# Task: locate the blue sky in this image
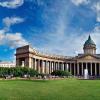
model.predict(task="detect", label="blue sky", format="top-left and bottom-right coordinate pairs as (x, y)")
top-left (0, 0), bottom-right (100, 61)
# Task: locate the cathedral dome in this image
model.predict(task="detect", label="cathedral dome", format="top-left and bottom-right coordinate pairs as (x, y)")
top-left (83, 35), bottom-right (96, 54)
top-left (84, 35), bottom-right (96, 47)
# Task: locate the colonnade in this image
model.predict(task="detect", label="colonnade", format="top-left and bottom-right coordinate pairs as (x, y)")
top-left (20, 57), bottom-right (100, 76)
top-left (32, 58), bottom-right (68, 74)
top-left (68, 62), bottom-right (100, 76)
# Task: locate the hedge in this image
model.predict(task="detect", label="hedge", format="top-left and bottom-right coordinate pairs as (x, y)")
top-left (0, 67), bottom-right (38, 77)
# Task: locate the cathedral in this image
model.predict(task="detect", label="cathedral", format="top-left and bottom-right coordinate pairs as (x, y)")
top-left (16, 35), bottom-right (100, 76)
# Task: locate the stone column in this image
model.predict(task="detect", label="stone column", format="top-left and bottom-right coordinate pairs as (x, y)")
top-left (51, 62), bottom-right (53, 72)
top-left (27, 57), bottom-right (32, 68)
top-left (61, 63), bottom-right (63, 71)
top-left (47, 61), bottom-right (49, 74)
top-left (64, 63), bottom-right (65, 71)
top-left (53, 62), bottom-right (55, 71)
top-left (70, 63), bottom-right (72, 73)
top-left (38, 59), bottom-right (40, 73)
top-left (31, 57), bottom-right (33, 68)
top-left (77, 63), bottom-right (79, 76)
top-left (34, 59), bottom-right (37, 70)
top-left (66, 63), bottom-right (69, 71)
top-left (55, 62), bottom-right (57, 70)
top-left (44, 60), bottom-right (46, 74)
top-left (49, 61), bottom-right (51, 74)
top-left (62, 63), bottom-right (64, 71)
top-left (35, 60), bottom-right (37, 71)
top-left (74, 63), bottom-right (76, 76)
top-left (42, 60), bottom-right (45, 74)
top-left (68, 63), bottom-right (70, 72)
top-left (46, 61), bottom-right (49, 74)
top-left (55, 62), bottom-right (56, 70)
top-left (58, 62), bottom-right (60, 70)
top-left (31, 58), bottom-right (33, 69)
top-left (44, 61), bottom-right (46, 74)
top-left (56, 62), bottom-right (57, 70)
top-left (45, 61), bottom-right (47, 74)
top-left (51, 62), bottom-right (52, 73)
top-left (59, 62), bottom-right (61, 70)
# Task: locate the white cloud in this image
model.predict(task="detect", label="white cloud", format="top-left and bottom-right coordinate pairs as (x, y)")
top-left (0, 0), bottom-right (24, 9)
top-left (6, 32), bottom-right (28, 48)
top-left (71, 0), bottom-right (89, 6)
top-left (0, 32), bottom-right (28, 48)
top-left (3, 17), bottom-right (24, 30)
top-left (92, 2), bottom-right (100, 22)
top-left (0, 16), bottom-right (28, 48)
top-left (71, 0), bottom-right (100, 22)
top-left (0, 30), bottom-right (5, 45)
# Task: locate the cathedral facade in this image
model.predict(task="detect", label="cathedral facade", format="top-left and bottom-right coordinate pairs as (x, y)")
top-left (16, 35), bottom-right (100, 76)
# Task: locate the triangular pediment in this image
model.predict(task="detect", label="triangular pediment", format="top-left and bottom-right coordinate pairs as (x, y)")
top-left (82, 55), bottom-right (96, 60)
top-left (77, 54), bottom-right (99, 60)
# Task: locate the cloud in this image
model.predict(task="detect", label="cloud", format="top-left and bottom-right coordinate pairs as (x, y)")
top-left (6, 32), bottom-right (28, 48)
top-left (0, 16), bottom-right (28, 48)
top-left (0, 0), bottom-right (98, 57)
top-left (3, 17), bottom-right (24, 30)
top-left (92, 2), bottom-right (100, 22)
top-left (45, 1), bottom-right (100, 56)
top-left (36, 26), bottom-right (100, 56)
top-left (0, 32), bottom-right (28, 48)
top-left (0, 30), bottom-right (5, 45)
top-left (71, 0), bottom-right (89, 6)
top-left (71, 0), bottom-right (100, 22)
top-left (29, 0), bottom-right (88, 56)
top-left (0, 0), bottom-right (24, 9)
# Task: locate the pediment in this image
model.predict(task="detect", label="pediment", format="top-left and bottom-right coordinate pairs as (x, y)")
top-left (77, 55), bottom-right (98, 60)
top-left (82, 55), bottom-right (96, 60)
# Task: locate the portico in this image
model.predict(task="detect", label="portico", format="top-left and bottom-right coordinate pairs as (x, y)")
top-left (68, 62), bottom-right (100, 76)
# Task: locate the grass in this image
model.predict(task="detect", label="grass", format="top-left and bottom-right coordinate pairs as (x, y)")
top-left (0, 79), bottom-right (100, 100)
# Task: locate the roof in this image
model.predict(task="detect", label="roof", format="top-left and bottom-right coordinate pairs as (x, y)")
top-left (84, 35), bottom-right (96, 47)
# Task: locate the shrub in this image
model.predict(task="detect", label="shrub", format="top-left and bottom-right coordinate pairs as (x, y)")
top-left (51, 70), bottom-right (71, 77)
top-left (28, 68), bottom-right (38, 77)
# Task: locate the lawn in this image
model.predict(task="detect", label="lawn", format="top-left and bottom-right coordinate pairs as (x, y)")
top-left (0, 79), bottom-right (100, 100)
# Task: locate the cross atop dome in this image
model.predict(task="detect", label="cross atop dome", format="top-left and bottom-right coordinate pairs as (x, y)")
top-left (88, 35), bottom-right (91, 40)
